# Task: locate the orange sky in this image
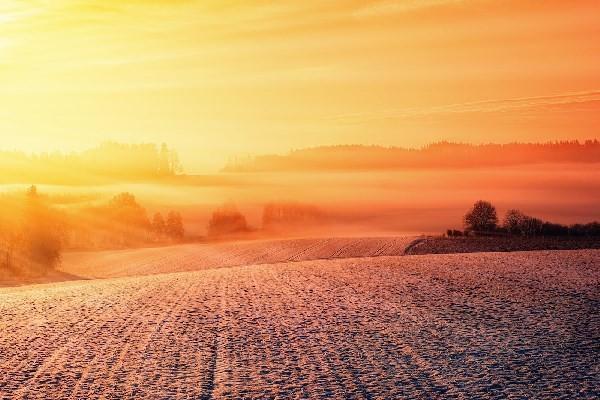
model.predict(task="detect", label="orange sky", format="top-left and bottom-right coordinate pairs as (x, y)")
top-left (1, 0), bottom-right (599, 171)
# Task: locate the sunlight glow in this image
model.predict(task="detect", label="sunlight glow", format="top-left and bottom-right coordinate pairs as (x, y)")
top-left (0, 0), bottom-right (599, 170)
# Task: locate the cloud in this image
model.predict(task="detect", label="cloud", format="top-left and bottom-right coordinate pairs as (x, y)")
top-left (353, 0), bottom-right (466, 18)
top-left (328, 90), bottom-right (600, 122)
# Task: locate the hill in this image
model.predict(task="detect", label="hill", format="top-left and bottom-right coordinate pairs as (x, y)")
top-left (0, 142), bottom-right (182, 184)
top-left (223, 140), bottom-right (600, 172)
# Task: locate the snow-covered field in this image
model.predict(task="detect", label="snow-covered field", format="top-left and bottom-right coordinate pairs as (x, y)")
top-left (59, 236), bottom-right (417, 279)
top-left (1, 240), bottom-right (599, 399)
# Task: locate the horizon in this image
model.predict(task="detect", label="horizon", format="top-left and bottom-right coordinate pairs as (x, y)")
top-left (1, 138), bottom-right (599, 174)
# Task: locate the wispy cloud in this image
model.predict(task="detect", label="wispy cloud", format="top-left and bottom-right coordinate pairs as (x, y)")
top-left (353, 0), bottom-right (466, 18)
top-left (328, 91), bottom-right (600, 122)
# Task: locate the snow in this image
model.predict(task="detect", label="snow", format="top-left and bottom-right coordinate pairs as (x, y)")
top-left (0, 242), bottom-right (598, 399)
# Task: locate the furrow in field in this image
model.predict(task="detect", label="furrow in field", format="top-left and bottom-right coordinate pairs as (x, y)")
top-left (1, 249), bottom-right (598, 399)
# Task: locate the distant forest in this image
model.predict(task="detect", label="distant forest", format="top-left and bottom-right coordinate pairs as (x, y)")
top-left (223, 140), bottom-right (600, 172)
top-left (0, 142), bottom-right (182, 184)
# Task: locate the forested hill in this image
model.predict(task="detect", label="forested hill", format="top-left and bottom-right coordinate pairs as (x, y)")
top-left (0, 142), bottom-right (182, 184)
top-left (223, 140), bottom-right (600, 172)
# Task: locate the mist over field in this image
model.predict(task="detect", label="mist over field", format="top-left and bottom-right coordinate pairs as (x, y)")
top-left (4, 162), bottom-right (596, 237)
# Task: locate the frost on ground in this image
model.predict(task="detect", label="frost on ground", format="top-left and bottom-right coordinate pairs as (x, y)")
top-left (1, 249), bottom-right (599, 399)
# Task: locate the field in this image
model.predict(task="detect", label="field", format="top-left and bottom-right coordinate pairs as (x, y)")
top-left (1, 238), bottom-right (599, 399)
top-left (59, 237), bottom-right (417, 280)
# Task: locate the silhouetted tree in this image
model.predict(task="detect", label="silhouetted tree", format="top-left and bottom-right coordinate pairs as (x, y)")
top-left (569, 222), bottom-right (600, 236)
top-left (464, 200), bottom-right (498, 233)
top-left (503, 209), bottom-right (526, 235)
top-left (521, 216), bottom-right (543, 237)
top-left (500, 208), bottom-right (600, 237)
top-left (165, 211), bottom-right (184, 241)
top-left (541, 221), bottom-right (569, 236)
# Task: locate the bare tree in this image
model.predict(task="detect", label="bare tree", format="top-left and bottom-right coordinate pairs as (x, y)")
top-left (503, 209), bottom-right (526, 235)
top-left (521, 216), bottom-right (543, 237)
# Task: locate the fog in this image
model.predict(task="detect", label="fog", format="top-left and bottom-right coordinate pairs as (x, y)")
top-left (3, 163), bottom-right (597, 238)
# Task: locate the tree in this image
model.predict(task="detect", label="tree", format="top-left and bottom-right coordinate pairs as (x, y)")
top-left (108, 193), bottom-right (150, 227)
top-left (159, 143), bottom-right (171, 176)
top-left (262, 202), bottom-right (323, 230)
top-left (541, 221), bottom-right (569, 236)
top-left (152, 212), bottom-right (166, 238)
top-left (207, 205), bottom-right (249, 237)
top-left (503, 209), bottom-right (526, 235)
top-left (0, 218), bottom-right (17, 272)
top-left (521, 216), bottom-right (543, 237)
top-left (106, 193), bottom-right (151, 245)
top-left (26, 185), bottom-right (38, 199)
top-left (464, 200), bottom-right (498, 233)
top-left (169, 149), bottom-right (183, 174)
top-left (21, 186), bottom-right (64, 273)
top-left (165, 211), bottom-right (184, 241)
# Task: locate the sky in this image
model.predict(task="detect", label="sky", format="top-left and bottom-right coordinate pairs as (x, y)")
top-left (1, 0), bottom-right (599, 171)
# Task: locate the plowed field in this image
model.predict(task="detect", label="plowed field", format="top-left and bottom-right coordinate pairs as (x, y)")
top-left (1, 240), bottom-right (598, 399)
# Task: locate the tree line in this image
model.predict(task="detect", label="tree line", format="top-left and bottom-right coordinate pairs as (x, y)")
top-left (224, 140), bottom-right (600, 172)
top-left (68, 192), bottom-right (184, 249)
top-left (0, 187), bottom-right (186, 277)
top-left (450, 200), bottom-right (600, 237)
top-left (0, 142), bottom-right (183, 184)
top-left (205, 202), bottom-right (325, 238)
